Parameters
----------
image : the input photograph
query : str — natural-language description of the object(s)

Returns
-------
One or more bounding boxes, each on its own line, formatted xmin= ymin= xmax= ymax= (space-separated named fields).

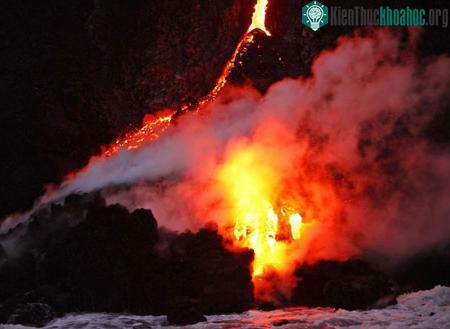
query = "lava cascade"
xmin=248 ymin=0 xmax=271 ymax=35
xmin=217 ymin=144 xmax=304 ymax=277
xmin=97 ymin=0 xmax=304 ymax=293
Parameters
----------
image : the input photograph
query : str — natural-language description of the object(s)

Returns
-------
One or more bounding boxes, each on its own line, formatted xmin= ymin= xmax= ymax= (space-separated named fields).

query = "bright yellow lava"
xmin=289 ymin=213 xmax=303 ymax=240
xmin=218 ymin=145 xmax=301 ymax=277
xmin=249 ymin=0 xmax=271 ymax=35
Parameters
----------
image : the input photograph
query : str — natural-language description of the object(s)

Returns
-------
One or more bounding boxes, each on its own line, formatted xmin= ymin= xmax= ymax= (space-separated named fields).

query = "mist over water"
xmin=2 ymin=286 xmax=449 ymax=328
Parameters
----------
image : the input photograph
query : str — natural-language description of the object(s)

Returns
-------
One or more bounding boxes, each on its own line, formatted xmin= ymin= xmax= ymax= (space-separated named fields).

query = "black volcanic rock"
xmin=228 ymin=0 xmax=356 ymax=91
xmin=0 ymin=244 xmax=6 ymax=266
xmin=0 ymin=302 xmax=55 ymax=328
xmin=393 ymin=246 xmax=450 ymax=292
xmin=291 ymin=259 xmax=395 ymax=310
xmin=161 ymin=228 xmax=254 ymax=315
xmin=38 ymin=203 xmax=160 ymax=314
xmin=166 ymin=298 xmax=207 ymax=325
xmin=2 ymin=194 xmax=450 ymax=319
xmin=0 ymin=252 xmax=37 ymax=303
xmin=0 ymin=194 xmax=254 ymax=318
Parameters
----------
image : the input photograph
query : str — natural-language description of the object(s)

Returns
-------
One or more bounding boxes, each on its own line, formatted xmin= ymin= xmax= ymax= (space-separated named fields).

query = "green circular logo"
xmin=302 ymin=1 xmax=329 ymax=31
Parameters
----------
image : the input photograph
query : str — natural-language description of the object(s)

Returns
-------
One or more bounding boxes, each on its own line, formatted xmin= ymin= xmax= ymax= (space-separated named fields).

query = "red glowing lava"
xmin=102 ymin=0 xmax=271 ymax=158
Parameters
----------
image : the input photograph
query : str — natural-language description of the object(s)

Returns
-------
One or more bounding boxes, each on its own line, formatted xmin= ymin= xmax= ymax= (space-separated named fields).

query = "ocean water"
xmin=2 ymin=286 xmax=449 ymax=329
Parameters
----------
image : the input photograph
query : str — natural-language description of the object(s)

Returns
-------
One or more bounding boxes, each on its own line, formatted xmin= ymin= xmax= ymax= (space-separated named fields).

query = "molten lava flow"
xmin=249 ymin=0 xmax=271 ymax=36
xmin=98 ymin=0 xmax=289 ymax=292
xmin=101 ymin=0 xmax=271 ymax=157
xmin=197 ymin=0 xmax=271 ymax=108
xmin=100 ymin=0 xmax=291 ymax=287
xmin=103 ymin=111 xmax=174 ymax=157
xmin=289 ymin=213 xmax=303 ymax=240
xmin=196 ymin=33 xmax=255 ymax=110
xmin=217 ymin=145 xmax=302 ymax=277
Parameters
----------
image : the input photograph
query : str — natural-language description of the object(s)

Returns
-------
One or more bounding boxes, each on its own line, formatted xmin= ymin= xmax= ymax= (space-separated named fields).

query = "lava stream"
xmin=103 ymin=111 xmax=174 ymax=157
xmin=102 ymin=0 xmax=271 ymax=157
xmin=248 ymin=0 xmax=271 ymax=35
xmin=99 ymin=0 xmax=299 ymax=287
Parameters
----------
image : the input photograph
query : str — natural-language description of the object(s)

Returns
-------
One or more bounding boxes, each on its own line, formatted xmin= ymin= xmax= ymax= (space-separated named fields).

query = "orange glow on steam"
xmin=100 ymin=0 xmax=297 ymax=289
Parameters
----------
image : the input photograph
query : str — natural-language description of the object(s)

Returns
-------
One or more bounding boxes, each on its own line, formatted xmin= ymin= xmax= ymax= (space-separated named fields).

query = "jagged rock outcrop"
xmin=0 ymin=194 xmax=254 ymax=326
xmin=291 ymin=259 xmax=395 ymax=310
xmin=0 ymin=302 xmax=55 ymax=328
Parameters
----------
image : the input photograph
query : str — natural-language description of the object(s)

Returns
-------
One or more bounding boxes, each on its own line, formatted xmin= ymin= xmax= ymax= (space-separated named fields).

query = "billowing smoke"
xmin=3 ymin=30 xmax=450 ymax=282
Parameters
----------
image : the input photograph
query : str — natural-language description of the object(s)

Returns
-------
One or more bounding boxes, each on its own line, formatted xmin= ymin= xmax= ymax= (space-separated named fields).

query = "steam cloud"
xmin=4 ymin=30 xmax=450 ymax=269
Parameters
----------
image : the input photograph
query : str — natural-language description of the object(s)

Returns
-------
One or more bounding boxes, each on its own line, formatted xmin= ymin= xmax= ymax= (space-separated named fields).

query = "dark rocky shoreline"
xmin=1 ymin=193 xmax=449 ymax=327
xmin=1 ymin=0 xmax=449 ymax=327
xmin=0 ymin=194 xmax=253 ymax=326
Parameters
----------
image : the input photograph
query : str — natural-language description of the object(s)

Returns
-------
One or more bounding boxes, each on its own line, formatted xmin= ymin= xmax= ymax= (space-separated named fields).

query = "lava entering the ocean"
xmin=99 ymin=0 xmax=299 ymax=292
xmin=217 ymin=143 xmax=303 ymax=277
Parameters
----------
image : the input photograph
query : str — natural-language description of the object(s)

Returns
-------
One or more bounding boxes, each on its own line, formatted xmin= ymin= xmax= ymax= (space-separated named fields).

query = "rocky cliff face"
xmin=2 ymin=0 xmax=449 ymax=220
xmin=0 ymin=0 xmax=254 ymax=219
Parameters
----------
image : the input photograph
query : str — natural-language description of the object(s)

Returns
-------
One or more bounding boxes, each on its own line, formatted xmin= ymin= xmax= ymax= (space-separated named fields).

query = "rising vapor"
xmin=2 ymin=30 xmax=450 ymax=298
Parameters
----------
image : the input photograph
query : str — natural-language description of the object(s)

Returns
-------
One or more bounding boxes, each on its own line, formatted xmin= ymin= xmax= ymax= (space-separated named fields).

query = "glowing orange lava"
xmin=100 ymin=0 xmax=296 ymax=287
xmin=217 ymin=144 xmax=302 ymax=277
xmin=249 ymin=0 xmax=271 ymax=35
xmin=103 ymin=111 xmax=174 ymax=157
xmin=102 ymin=0 xmax=271 ymax=157
xmin=101 ymin=0 xmax=292 ymax=284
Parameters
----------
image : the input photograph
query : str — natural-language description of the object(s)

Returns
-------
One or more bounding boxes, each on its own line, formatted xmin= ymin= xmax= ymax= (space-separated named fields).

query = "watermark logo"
xmin=302 ymin=1 xmax=329 ymax=31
